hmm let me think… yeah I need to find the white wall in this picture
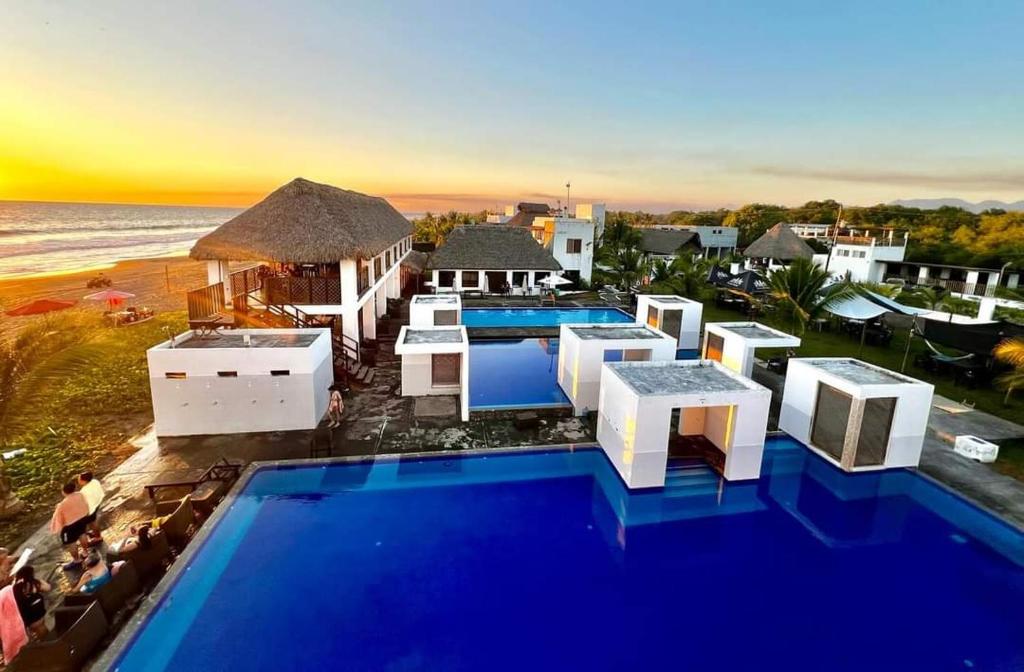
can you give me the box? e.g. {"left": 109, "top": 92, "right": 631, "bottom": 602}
{"left": 147, "top": 329, "right": 333, "bottom": 436}
{"left": 409, "top": 296, "right": 462, "bottom": 327}
{"left": 635, "top": 295, "right": 704, "bottom": 350}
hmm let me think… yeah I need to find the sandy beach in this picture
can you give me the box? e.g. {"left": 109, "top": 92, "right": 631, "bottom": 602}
{"left": 0, "top": 256, "right": 209, "bottom": 342}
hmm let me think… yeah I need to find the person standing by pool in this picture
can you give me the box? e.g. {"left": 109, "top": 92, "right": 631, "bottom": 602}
{"left": 49, "top": 481, "right": 90, "bottom": 568}
{"left": 327, "top": 385, "right": 345, "bottom": 428}
{"left": 77, "top": 471, "right": 104, "bottom": 542}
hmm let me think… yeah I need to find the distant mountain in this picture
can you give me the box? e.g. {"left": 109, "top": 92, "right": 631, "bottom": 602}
{"left": 889, "top": 198, "right": 1024, "bottom": 213}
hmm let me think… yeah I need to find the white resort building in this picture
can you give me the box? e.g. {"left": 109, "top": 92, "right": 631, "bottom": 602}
{"left": 596, "top": 360, "right": 772, "bottom": 488}
{"left": 147, "top": 328, "right": 334, "bottom": 436}
{"left": 557, "top": 323, "right": 678, "bottom": 416}
{"left": 779, "top": 358, "right": 934, "bottom": 472}
{"left": 426, "top": 225, "right": 564, "bottom": 294}
{"left": 394, "top": 325, "right": 470, "bottom": 421}
{"left": 500, "top": 201, "right": 604, "bottom": 284}
{"left": 188, "top": 178, "right": 414, "bottom": 355}
{"left": 703, "top": 322, "right": 801, "bottom": 377}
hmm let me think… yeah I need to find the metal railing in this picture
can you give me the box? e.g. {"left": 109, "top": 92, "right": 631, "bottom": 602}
{"left": 833, "top": 235, "right": 906, "bottom": 247}
{"left": 921, "top": 278, "right": 997, "bottom": 298}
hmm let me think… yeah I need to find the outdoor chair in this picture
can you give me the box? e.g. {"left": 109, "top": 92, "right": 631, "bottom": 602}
{"left": 152, "top": 495, "right": 195, "bottom": 549}
{"left": 62, "top": 560, "right": 140, "bottom": 621}
{"left": 106, "top": 529, "right": 172, "bottom": 583}
{"left": 8, "top": 602, "right": 108, "bottom": 672}
{"left": 144, "top": 457, "right": 242, "bottom": 501}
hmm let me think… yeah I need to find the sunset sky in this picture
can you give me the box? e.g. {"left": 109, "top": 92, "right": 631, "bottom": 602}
{"left": 1, "top": 1, "right": 1022, "bottom": 212}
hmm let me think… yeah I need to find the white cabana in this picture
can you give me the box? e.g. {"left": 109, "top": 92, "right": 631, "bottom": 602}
{"left": 394, "top": 325, "right": 470, "bottom": 421}
{"left": 557, "top": 323, "right": 677, "bottom": 416}
{"left": 597, "top": 360, "right": 772, "bottom": 488}
{"left": 635, "top": 295, "right": 704, "bottom": 350}
{"left": 409, "top": 294, "right": 461, "bottom": 327}
{"left": 147, "top": 329, "right": 333, "bottom": 436}
{"left": 779, "top": 358, "right": 934, "bottom": 472}
{"left": 703, "top": 322, "right": 801, "bottom": 377}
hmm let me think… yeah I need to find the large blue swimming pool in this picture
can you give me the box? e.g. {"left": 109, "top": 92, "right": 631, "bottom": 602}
{"left": 468, "top": 338, "right": 569, "bottom": 409}
{"left": 462, "top": 307, "right": 632, "bottom": 328}
{"left": 110, "top": 438, "right": 1024, "bottom": 671}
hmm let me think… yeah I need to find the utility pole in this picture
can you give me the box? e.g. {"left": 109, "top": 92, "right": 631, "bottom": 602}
{"left": 824, "top": 203, "right": 843, "bottom": 274}
{"left": 565, "top": 181, "right": 571, "bottom": 215}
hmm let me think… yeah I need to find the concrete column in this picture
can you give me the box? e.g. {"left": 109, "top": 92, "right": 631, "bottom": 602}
{"left": 361, "top": 296, "right": 376, "bottom": 340}
{"left": 977, "top": 298, "right": 997, "bottom": 321}
{"left": 339, "top": 259, "right": 359, "bottom": 307}
{"left": 528, "top": 271, "right": 536, "bottom": 293}
{"left": 1008, "top": 273, "right": 1020, "bottom": 290}
{"left": 939, "top": 267, "right": 951, "bottom": 280}
{"left": 375, "top": 285, "right": 387, "bottom": 317}
{"left": 341, "top": 305, "right": 360, "bottom": 348}
{"left": 207, "top": 260, "right": 232, "bottom": 305}
{"left": 917, "top": 266, "right": 930, "bottom": 283}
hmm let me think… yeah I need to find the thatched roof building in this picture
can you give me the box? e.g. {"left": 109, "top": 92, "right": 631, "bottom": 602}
{"left": 401, "top": 249, "right": 430, "bottom": 273}
{"left": 427, "top": 226, "right": 561, "bottom": 271}
{"left": 639, "top": 229, "right": 701, "bottom": 255}
{"left": 743, "top": 223, "right": 815, "bottom": 261}
{"left": 505, "top": 202, "right": 553, "bottom": 228}
{"left": 190, "top": 178, "right": 412, "bottom": 263}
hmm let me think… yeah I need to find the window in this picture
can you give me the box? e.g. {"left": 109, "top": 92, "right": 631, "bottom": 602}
{"left": 217, "top": 371, "right": 238, "bottom": 377}
{"left": 603, "top": 349, "right": 624, "bottom": 362}
{"left": 385, "top": 251, "right": 391, "bottom": 267}
{"left": 462, "top": 271, "right": 479, "bottom": 287}
{"left": 810, "top": 383, "right": 852, "bottom": 461}
{"left": 438, "top": 271, "right": 455, "bottom": 287}
{"left": 270, "top": 370, "right": 291, "bottom": 376}
{"left": 566, "top": 238, "right": 582, "bottom": 254}
{"left": 512, "top": 271, "right": 527, "bottom": 288}
{"left": 856, "top": 397, "right": 896, "bottom": 466}
{"left": 431, "top": 353, "right": 460, "bottom": 386}
{"left": 705, "top": 333, "right": 725, "bottom": 362}
{"left": 165, "top": 372, "right": 187, "bottom": 379}
{"left": 374, "top": 257, "right": 382, "bottom": 278}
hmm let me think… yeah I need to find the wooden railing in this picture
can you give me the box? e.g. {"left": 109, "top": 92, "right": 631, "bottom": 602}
{"left": 264, "top": 276, "right": 341, "bottom": 305}
{"left": 186, "top": 282, "right": 225, "bottom": 320}
{"left": 921, "top": 278, "right": 997, "bottom": 298}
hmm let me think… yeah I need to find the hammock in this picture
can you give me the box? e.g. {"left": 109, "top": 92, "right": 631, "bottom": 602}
{"left": 922, "top": 337, "right": 974, "bottom": 362}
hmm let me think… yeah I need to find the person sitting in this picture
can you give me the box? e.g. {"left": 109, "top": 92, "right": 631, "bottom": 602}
{"left": 12, "top": 566, "right": 49, "bottom": 639}
{"left": 108, "top": 524, "right": 152, "bottom": 555}
{"left": 49, "top": 481, "right": 91, "bottom": 569}
{"left": 0, "top": 548, "right": 14, "bottom": 588}
{"left": 77, "top": 471, "right": 105, "bottom": 543}
{"left": 0, "top": 581, "right": 28, "bottom": 662}
{"left": 73, "top": 555, "right": 110, "bottom": 595}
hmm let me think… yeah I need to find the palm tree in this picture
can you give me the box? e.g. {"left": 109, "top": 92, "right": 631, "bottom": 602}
{"left": 606, "top": 247, "right": 649, "bottom": 291}
{"left": 994, "top": 337, "right": 1024, "bottom": 404}
{"left": 650, "top": 255, "right": 710, "bottom": 299}
{"left": 901, "top": 285, "right": 944, "bottom": 310}
{"left": 767, "top": 257, "right": 854, "bottom": 334}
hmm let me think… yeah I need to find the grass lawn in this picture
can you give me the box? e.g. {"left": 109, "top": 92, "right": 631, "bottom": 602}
{"left": 0, "top": 310, "right": 187, "bottom": 546}
{"left": 699, "top": 299, "right": 1024, "bottom": 481}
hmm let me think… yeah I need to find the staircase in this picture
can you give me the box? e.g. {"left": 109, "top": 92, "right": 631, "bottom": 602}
{"left": 663, "top": 458, "right": 722, "bottom": 497}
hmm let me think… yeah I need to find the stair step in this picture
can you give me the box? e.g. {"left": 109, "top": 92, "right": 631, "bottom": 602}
{"left": 360, "top": 369, "right": 375, "bottom": 386}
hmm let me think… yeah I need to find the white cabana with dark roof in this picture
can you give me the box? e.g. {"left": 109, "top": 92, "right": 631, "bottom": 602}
{"left": 426, "top": 225, "right": 562, "bottom": 295}
{"left": 635, "top": 295, "right": 704, "bottom": 350}
{"left": 394, "top": 326, "right": 470, "bottom": 421}
{"left": 779, "top": 358, "right": 934, "bottom": 472}
{"left": 409, "top": 294, "right": 461, "bottom": 327}
{"left": 557, "top": 323, "right": 678, "bottom": 416}
{"left": 596, "top": 360, "right": 772, "bottom": 488}
{"left": 703, "top": 322, "right": 801, "bottom": 377}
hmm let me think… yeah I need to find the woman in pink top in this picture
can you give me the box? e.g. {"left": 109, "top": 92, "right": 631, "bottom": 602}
{"left": 49, "top": 481, "right": 90, "bottom": 567}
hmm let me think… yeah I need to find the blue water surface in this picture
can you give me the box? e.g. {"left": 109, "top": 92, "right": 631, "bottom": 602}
{"left": 462, "top": 307, "right": 632, "bottom": 328}
{"left": 112, "top": 438, "right": 1024, "bottom": 672}
{"left": 468, "top": 338, "right": 569, "bottom": 409}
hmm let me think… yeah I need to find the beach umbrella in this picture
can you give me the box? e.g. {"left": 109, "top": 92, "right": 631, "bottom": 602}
{"left": 4, "top": 298, "right": 77, "bottom": 317}
{"left": 707, "top": 264, "right": 734, "bottom": 286}
{"left": 84, "top": 289, "right": 135, "bottom": 310}
{"left": 723, "top": 270, "right": 770, "bottom": 294}
{"left": 538, "top": 275, "right": 572, "bottom": 287}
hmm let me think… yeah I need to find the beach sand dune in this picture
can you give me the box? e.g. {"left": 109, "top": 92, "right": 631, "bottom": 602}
{"left": 0, "top": 256, "right": 209, "bottom": 342}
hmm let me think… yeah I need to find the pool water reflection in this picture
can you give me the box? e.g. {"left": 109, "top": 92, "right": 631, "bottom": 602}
{"left": 468, "top": 338, "right": 569, "bottom": 409}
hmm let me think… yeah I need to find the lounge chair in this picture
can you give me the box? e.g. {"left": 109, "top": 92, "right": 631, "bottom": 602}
{"left": 8, "top": 602, "right": 108, "bottom": 672}
{"left": 106, "top": 529, "right": 172, "bottom": 583}
{"left": 144, "top": 457, "right": 242, "bottom": 501}
{"left": 152, "top": 495, "right": 195, "bottom": 549}
{"left": 62, "top": 561, "right": 140, "bottom": 621}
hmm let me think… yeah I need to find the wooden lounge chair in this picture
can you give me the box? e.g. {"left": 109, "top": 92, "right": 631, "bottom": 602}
{"left": 106, "top": 530, "right": 172, "bottom": 583}
{"left": 62, "top": 561, "right": 141, "bottom": 621}
{"left": 152, "top": 495, "right": 195, "bottom": 549}
{"left": 8, "top": 602, "right": 108, "bottom": 672}
{"left": 144, "top": 457, "right": 242, "bottom": 501}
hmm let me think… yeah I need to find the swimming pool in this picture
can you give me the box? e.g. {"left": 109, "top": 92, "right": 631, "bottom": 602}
{"left": 468, "top": 338, "right": 569, "bottom": 409}
{"left": 462, "top": 307, "right": 632, "bottom": 328}
{"left": 108, "top": 437, "right": 1024, "bottom": 671}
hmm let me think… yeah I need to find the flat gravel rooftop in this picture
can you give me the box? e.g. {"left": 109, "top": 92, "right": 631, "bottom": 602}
{"left": 608, "top": 362, "right": 749, "bottom": 395}
{"left": 648, "top": 296, "right": 690, "bottom": 303}
{"left": 412, "top": 295, "right": 459, "bottom": 304}
{"left": 176, "top": 333, "right": 319, "bottom": 349}
{"left": 720, "top": 324, "right": 788, "bottom": 340}
{"left": 569, "top": 325, "right": 663, "bottom": 340}
{"left": 404, "top": 329, "right": 464, "bottom": 344}
{"left": 810, "top": 359, "right": 912, "bottom": 386}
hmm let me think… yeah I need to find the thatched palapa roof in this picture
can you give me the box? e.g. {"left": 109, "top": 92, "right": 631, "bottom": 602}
{"left": 639, "top": 229, "right": 701, "bottom": 255}
{"left": 427, "top": 225, "right": 561, "bottom": 271}
{"left": 743, "top": 223, "right": 815, "bottom": 261}
{"left": 190, "top": 178, "right": 412, "bottom": 263}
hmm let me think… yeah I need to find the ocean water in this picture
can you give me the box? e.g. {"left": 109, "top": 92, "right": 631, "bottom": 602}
{"left": 0, "top": 201, "right": 243, "bottom": 279}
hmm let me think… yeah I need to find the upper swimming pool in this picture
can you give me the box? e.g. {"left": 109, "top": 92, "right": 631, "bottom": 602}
{"left": 108, "top": 437, "right": 1024, "bottom": 671}
{"left": 462, "top": 307, "right": 632, "bottom": 328}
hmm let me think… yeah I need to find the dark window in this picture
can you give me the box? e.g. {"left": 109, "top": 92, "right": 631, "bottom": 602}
{"left": 705, "top": 333, "right": 725, "bottom": 362}
{"left": 217, "top": 371, "right": 238, "bottom": 377}
{"left": 431, "top": 353, "right": 460, "bottom": 386}
{"left": 811, "top": 383, "right": 852, "bottom": 461}
{"left": 165, "top": 372, "right": 186, "bottom": 379}
{"left": 270, "top": 370, "right": 291, "bottom": 376}
{"left": 438, "top": 271, "right": 456, "bottom": 287}
{"left": 462, "top": 271, "right": 480, "bottom": 287}
{"left": 386, "top": 251, "right": 391, "bottom": 267}
{"left": 647, "top": 306, "right": 659, "bottom": 328}
{"left": 512, "top": 271, "right": 527, "bottom": 287}
{"left": 566, "top": 238, "right": 582, "bottom": 254}
{"left": 856, "top": 397, "right": 897, "bottom": 466}
{"left": 434, "top": 310, "right": 458, "bottom": 326}
{"left": 374, "top": 257, "right": 382, "bottom": 278}
{"left": 661, "top": 309, "right": 682, "bottom": 340}
{"left": 624, "top": 349, "right": 651, "bottom": 362}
